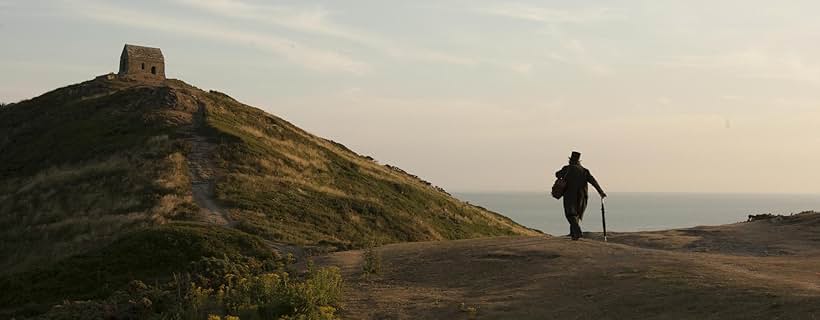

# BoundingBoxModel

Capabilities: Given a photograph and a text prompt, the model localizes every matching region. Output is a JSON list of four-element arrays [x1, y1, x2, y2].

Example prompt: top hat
[[569, 151, 581, 161]]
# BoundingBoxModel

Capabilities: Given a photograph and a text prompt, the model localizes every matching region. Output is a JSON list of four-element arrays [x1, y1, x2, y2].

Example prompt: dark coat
[[556, 164, 604, 220]]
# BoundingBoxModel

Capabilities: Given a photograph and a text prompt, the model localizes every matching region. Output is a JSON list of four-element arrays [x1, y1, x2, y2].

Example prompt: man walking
[[555, 151, 606, 240]]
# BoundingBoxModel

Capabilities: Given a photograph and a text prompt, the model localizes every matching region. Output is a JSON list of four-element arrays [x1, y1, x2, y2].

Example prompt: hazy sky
[[2, 0, 819, 193]]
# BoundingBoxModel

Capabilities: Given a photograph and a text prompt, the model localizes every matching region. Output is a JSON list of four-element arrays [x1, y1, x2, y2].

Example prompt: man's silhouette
[[555, 151, 606, 240]]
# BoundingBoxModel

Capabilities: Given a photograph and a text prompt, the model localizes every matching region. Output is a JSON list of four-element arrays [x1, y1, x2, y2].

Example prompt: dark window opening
[[151, 66, 157, 75], [141, 63, 145, 70]]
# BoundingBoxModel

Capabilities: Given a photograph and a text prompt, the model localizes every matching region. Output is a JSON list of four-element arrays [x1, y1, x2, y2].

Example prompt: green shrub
[[18, 246, 343, 320], [361, 241, 382, 280], [219, 264, 343, 319]]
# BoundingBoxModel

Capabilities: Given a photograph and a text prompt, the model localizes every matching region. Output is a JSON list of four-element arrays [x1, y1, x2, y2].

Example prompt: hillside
[[319, 212, 820, 319], [0, 75, 536, 272], [0, 75, 537, 317]]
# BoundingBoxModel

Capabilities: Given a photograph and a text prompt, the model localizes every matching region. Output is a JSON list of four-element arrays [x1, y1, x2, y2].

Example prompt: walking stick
[[601, 198, 607, 242]]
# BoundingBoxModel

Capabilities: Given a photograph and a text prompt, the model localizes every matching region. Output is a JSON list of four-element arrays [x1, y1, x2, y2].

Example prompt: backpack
[[551, 168, 569, 199]]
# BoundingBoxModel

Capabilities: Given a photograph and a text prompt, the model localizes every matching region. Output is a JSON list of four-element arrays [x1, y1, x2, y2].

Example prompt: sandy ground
[[316, 212, 820, 319]]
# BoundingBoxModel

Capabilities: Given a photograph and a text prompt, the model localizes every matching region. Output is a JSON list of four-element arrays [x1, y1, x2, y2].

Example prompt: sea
[[454, 192, 820, 236]]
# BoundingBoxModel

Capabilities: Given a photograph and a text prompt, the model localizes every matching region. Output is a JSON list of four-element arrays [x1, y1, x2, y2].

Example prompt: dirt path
[[178, 101, 312, 260], [182, 102, 231, 226], [317, 214, 820, 319]]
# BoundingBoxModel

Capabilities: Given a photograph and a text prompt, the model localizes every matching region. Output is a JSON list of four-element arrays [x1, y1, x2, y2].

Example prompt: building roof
[[122, 44, 164, 62]]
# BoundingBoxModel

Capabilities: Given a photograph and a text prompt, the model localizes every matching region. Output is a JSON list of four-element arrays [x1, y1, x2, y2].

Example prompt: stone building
[[118, 44, 165, 80]]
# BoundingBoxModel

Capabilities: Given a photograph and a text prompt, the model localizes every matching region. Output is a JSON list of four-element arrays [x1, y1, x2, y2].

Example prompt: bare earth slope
[[319, 212, 820, 319]]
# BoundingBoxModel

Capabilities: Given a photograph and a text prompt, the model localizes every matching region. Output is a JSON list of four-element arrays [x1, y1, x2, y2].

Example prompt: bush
[[361, 241, 382, 280], [219, 264, 343, 319], [31, 256, 344, 320]]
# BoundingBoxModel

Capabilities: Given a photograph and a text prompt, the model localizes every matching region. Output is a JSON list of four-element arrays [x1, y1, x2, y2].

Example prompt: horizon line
[[452, 190, 820, 196]]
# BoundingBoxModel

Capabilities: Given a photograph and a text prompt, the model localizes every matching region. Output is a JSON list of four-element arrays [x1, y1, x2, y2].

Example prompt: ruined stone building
[[118, 44, 165, 80]]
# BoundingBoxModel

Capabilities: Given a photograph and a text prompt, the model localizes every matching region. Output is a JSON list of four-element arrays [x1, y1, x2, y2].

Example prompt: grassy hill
[[0, 75, 536, 317]]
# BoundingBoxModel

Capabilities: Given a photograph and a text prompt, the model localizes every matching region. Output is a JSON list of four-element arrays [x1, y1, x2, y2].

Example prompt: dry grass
[[153, 151, 190, 190], [0, 134, 194, 273], [238, 124, 329, 170], [16, 157, 129, 193]]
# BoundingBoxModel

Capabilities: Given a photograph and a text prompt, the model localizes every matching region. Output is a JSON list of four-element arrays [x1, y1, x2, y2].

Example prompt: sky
[[1, 0, 819, 194]]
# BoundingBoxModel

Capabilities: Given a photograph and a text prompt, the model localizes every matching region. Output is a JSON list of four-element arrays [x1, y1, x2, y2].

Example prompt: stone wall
[[120, 57, 165, 81]]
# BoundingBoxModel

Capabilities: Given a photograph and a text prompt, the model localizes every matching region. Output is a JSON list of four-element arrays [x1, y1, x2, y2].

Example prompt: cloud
[[475, 3, 622, 23], [173, 0, 370, 44], [510, 63, 533, 74], [658, 49, 820, 84], [173, 0, 479, 66], [62, 1, 369, 74], [538, 26, 615, 76]]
